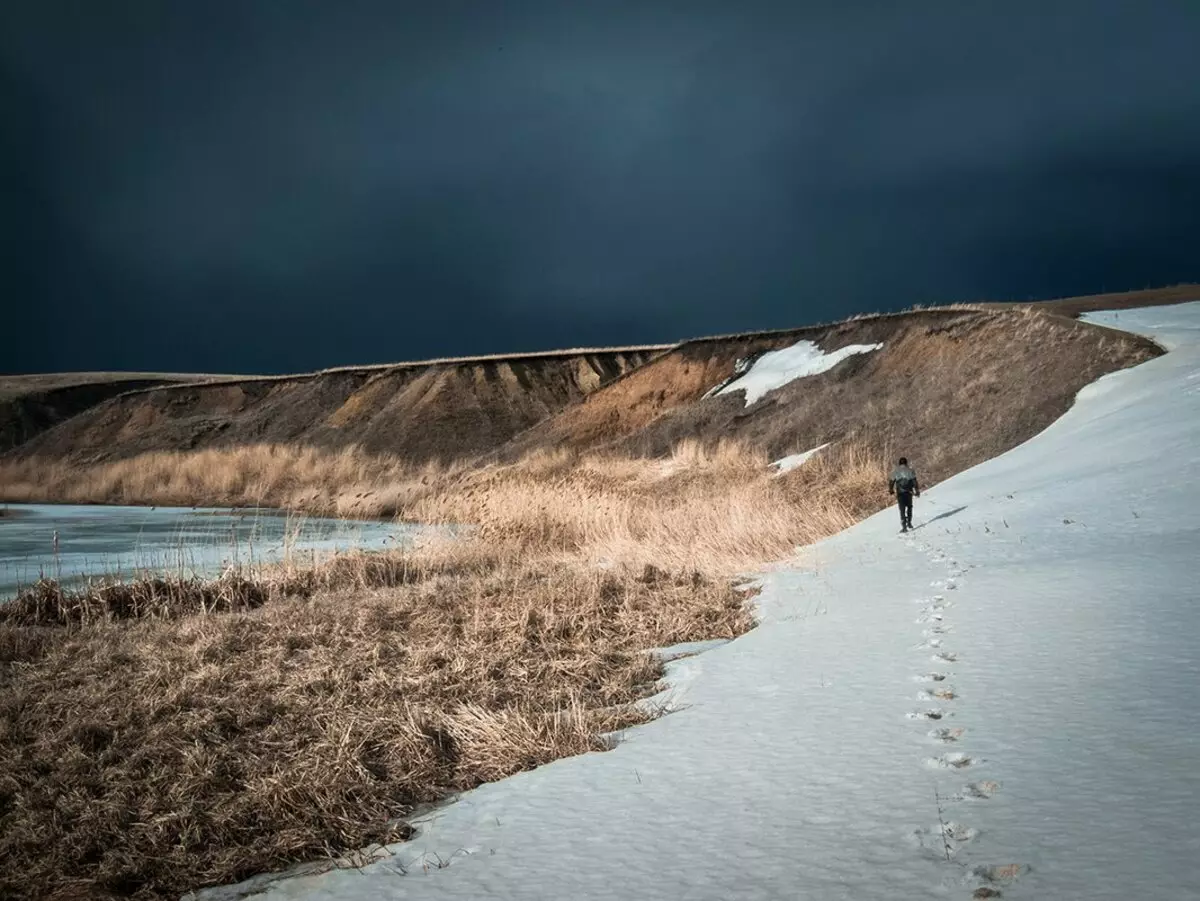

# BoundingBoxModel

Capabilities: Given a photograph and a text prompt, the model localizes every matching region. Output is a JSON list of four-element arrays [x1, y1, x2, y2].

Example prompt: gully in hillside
[[889, 457, 920, 532]]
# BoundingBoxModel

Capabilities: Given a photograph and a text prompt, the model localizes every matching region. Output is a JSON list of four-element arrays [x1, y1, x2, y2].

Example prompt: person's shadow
[[911, 505, 968, 531]]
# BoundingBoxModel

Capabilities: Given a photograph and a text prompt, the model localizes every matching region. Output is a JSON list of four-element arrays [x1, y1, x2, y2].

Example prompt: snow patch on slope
[[770, 443, 830, 475], [716, 340, 883, 406]]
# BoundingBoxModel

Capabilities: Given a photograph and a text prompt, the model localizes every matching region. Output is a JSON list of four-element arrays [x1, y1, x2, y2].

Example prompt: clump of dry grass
[[409, 439, 886, 570], [0, 554, 752, 900], [0, 445, 448, 519]]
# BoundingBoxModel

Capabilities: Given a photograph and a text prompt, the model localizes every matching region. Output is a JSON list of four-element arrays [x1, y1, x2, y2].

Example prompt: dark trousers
[[897, 491, 913, 528]]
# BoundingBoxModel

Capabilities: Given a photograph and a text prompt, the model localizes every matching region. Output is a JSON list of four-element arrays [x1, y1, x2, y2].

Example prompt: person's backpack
[[894, 468, 916, 494]]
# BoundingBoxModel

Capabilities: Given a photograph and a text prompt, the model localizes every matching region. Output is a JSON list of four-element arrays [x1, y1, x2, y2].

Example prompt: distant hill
[[2, 349, 666, 463], [2, 286, 1194, 482]]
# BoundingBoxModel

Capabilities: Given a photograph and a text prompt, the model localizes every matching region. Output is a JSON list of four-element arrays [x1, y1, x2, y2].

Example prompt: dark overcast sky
[[3, 2, 1198, 374]]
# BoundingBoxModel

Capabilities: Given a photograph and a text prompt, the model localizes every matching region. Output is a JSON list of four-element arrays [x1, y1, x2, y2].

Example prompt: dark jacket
[[889, 465, 920, 496]]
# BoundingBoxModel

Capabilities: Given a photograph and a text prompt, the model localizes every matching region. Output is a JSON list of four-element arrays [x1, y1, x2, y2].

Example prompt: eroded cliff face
[[5, 284, 1189, 478], [0, 378, 196, 453], [499, 307, 1162, 489], [5, 349, 664, 465]]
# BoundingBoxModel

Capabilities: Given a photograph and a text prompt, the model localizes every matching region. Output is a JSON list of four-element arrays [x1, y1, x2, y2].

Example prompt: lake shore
[[0, 503, 413, 602]]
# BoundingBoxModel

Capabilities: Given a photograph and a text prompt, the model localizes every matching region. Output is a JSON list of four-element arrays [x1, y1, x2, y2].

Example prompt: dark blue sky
[[3, 1, 1198, 374]]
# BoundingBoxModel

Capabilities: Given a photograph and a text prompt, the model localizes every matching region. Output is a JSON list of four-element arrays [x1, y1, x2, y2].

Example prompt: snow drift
[[715, 339, 883, 406]]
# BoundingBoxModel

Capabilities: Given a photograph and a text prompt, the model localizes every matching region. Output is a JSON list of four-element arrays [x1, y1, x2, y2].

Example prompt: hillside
[[0, 372, 245, 453], [497, 306, 1161, 489], [5, 349, 664, 465], [2, 287, 1192, 516]]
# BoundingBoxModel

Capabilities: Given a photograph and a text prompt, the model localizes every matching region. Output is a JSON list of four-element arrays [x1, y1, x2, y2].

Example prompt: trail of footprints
[[906, 542, 1026, 898]]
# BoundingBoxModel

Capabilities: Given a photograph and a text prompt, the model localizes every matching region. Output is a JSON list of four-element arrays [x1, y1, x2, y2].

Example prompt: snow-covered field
[[205, 303, 1200, 901]]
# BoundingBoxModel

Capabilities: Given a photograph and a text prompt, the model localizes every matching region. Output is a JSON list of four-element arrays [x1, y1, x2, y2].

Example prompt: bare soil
[[0, 375, 245, 454], [6, 351, 658, 465], [500, 307, 1160, 492]]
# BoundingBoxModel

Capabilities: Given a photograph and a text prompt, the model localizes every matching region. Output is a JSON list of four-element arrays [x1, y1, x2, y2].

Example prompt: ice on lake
[[0, 503, 425, 600]]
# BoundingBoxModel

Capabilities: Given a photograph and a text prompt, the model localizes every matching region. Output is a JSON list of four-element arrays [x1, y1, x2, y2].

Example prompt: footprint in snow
[[918, 688, 958, 701], [913, 821, 979, 856], [917, 612, 944, 625], [929, 726, 966, 742], [932, 652, 959, 663], [908, 709, 947, 720], [971, 863, 1027, 885], [963, 781, 1001, 800], [927, 752, 979, 769], [923, 625, 949, 637], [939, 822, 978, 843], [914, 672, 950, 683]]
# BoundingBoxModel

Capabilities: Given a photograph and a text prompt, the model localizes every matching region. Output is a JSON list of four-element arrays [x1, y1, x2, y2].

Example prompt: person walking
[[889, 457, 920, 532]]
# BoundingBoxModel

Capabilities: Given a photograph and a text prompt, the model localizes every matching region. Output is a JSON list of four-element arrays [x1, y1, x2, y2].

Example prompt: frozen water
[[0, 504, 425, 600]]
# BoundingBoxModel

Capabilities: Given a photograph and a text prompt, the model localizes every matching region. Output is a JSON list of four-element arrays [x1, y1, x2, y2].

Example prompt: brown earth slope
[[4, 284, 1191, 476], [498, 306, 1163, 490], [8, 349, 665, 465], [0, 373, 245, 453]]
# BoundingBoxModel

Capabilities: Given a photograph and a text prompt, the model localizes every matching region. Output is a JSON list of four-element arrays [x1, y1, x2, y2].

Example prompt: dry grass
[[0, 440, 887, 571], [0, 438, 889, 900], [408, 439, 885, 570], [0, 445, 442, 519], [0, 551, 752, 899]]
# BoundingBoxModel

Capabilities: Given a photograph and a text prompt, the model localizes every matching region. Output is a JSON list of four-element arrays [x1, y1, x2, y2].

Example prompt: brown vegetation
[[0, 553, 752, 899], [0, 445, 423, 519], [0, 440, 881, 567], [0, 438, 890, 900]]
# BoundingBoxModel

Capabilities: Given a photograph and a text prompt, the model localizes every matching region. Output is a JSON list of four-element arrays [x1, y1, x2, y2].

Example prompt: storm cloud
[[3, 1, 1198, 373]]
